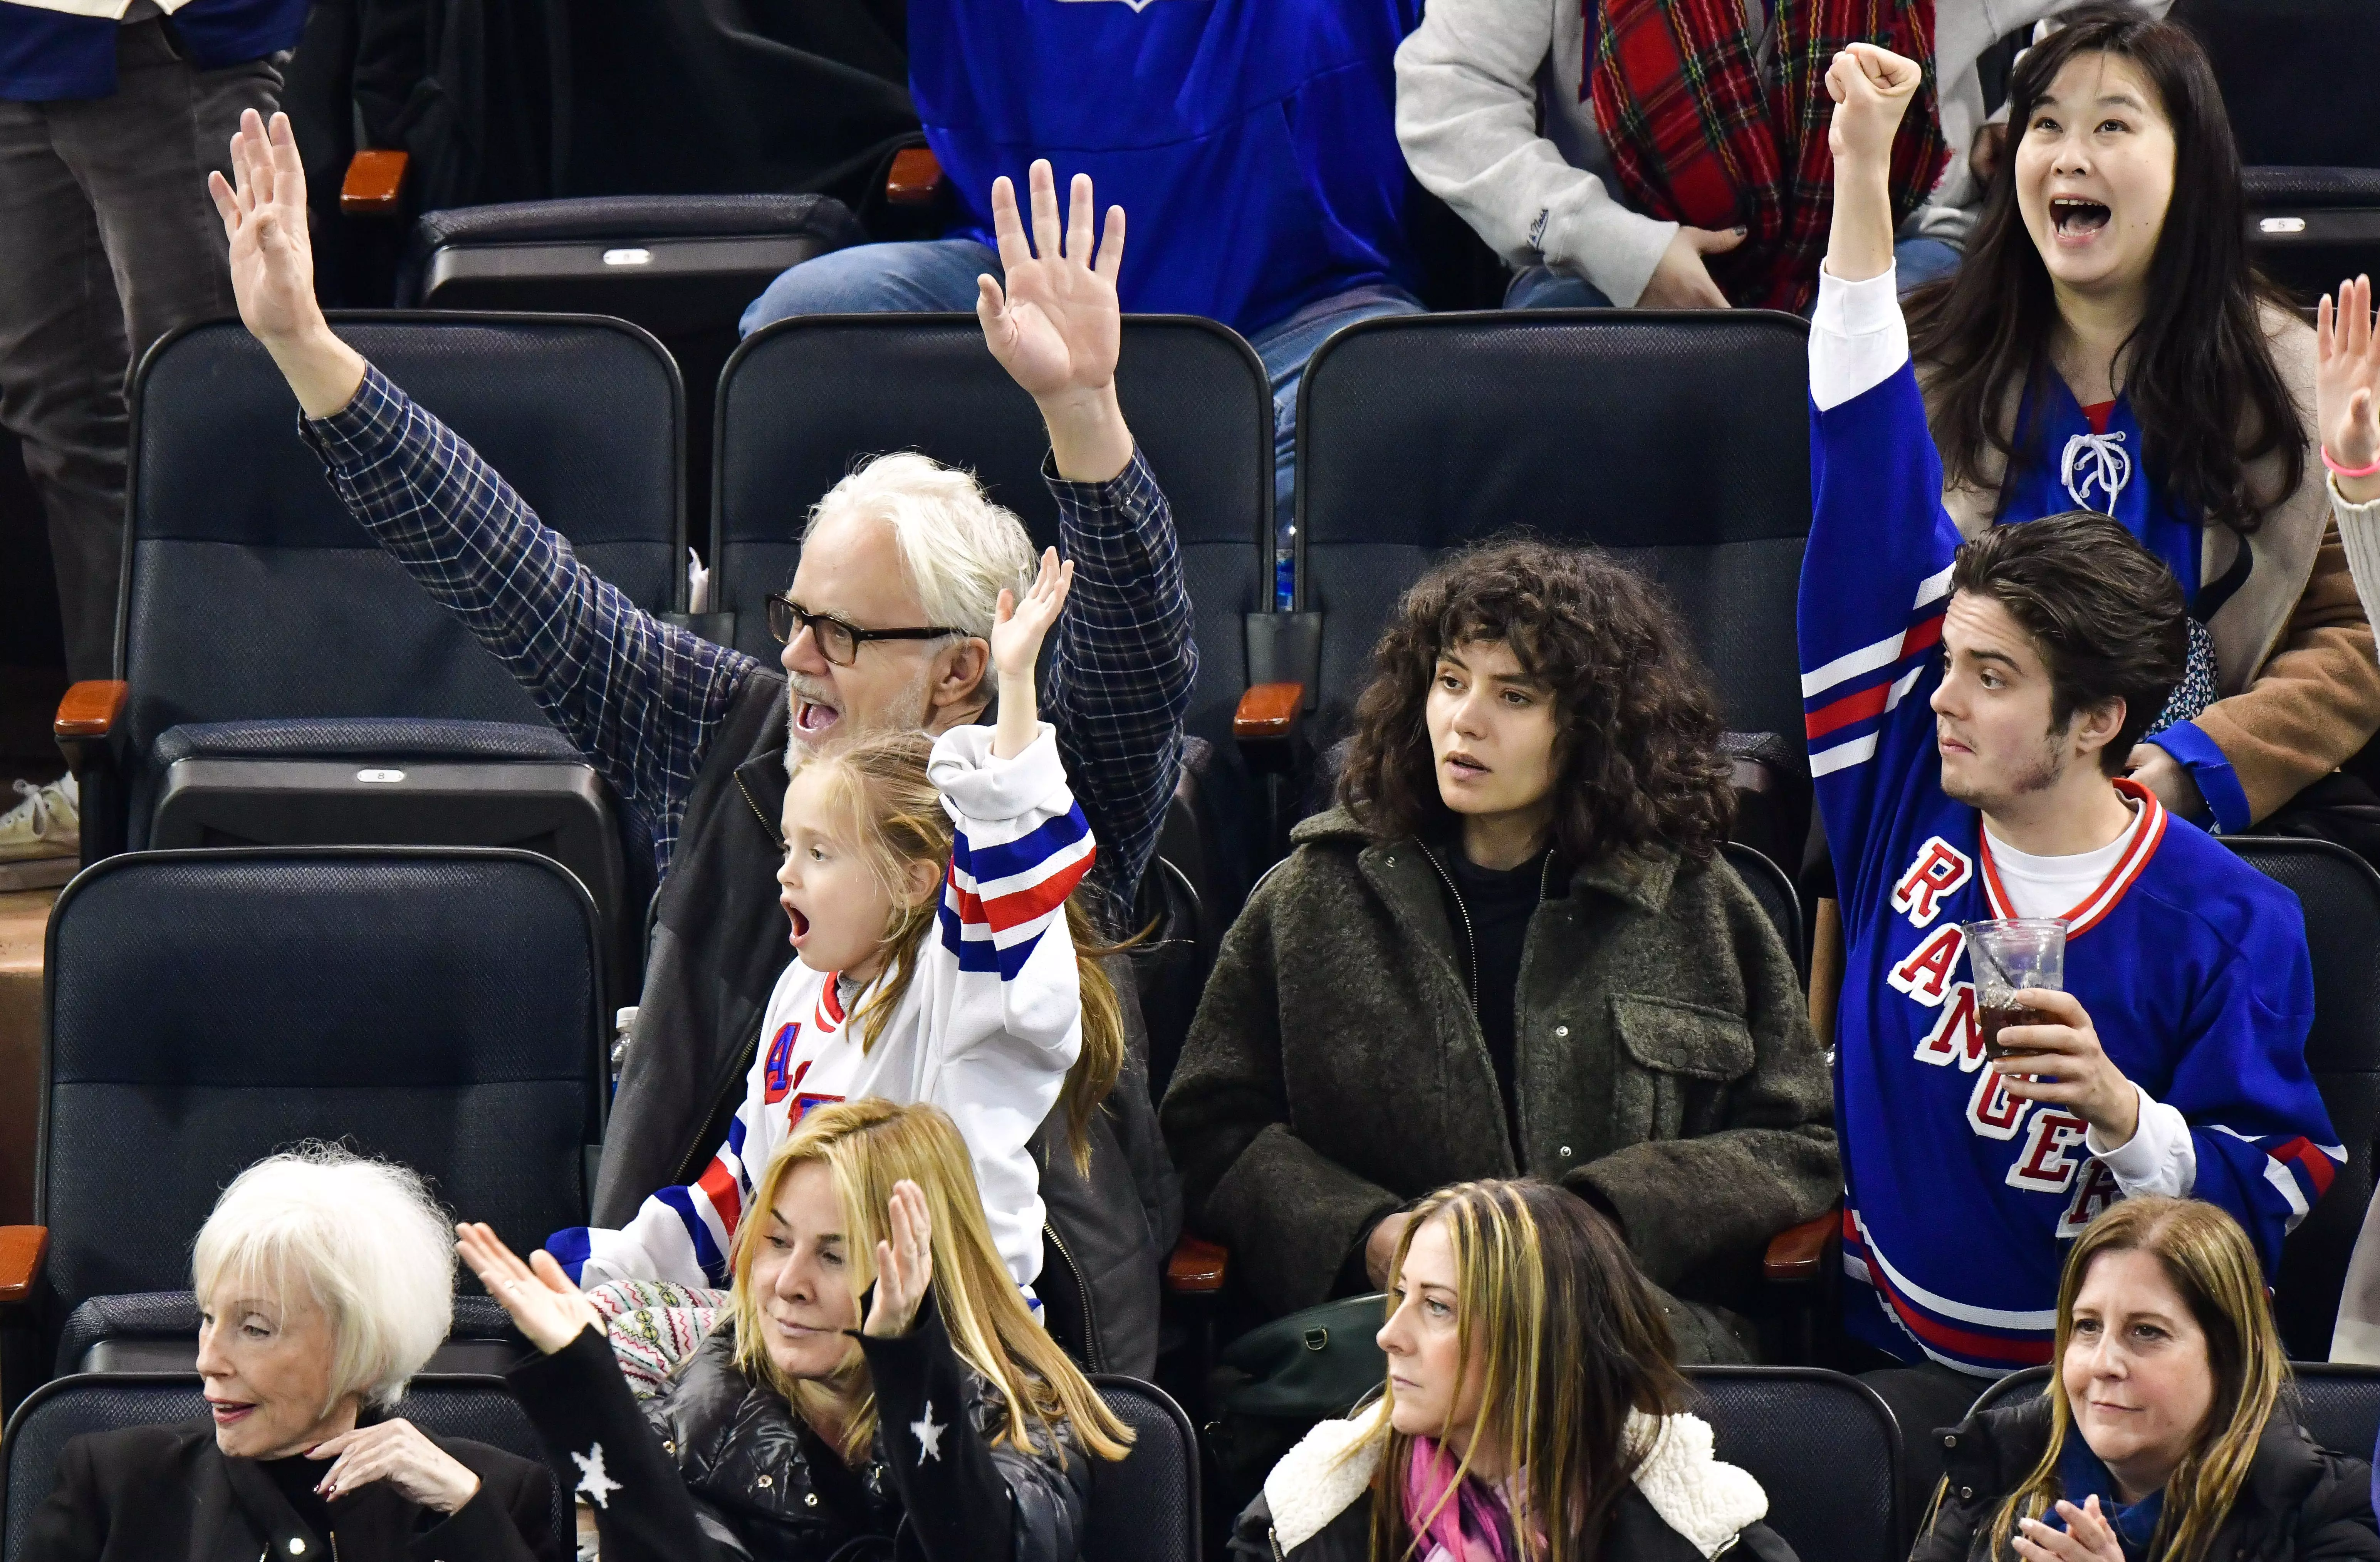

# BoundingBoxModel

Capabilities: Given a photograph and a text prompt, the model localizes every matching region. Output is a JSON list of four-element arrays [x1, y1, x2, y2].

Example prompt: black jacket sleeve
[[858, 1295, 1091, 1562], [17, 1435, 107, 1562], [507, 1325, 734, 1562], [407, 1451, 562, 1562]]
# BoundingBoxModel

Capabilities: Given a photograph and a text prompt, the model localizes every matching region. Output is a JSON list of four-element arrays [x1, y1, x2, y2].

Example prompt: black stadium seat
[[1970, 1362, 2380, 1462], [0, 1373, 568, 1562], [710, 314, 1272, 753], [29, 848, 606, 1383], [62, 314, 686, 984], [1686, 1366, 1902, 1562], [2227, 839, 2380, 1357], [1087, 1377, 1199, 1562], [1721, 842, 1806, 986], [1281, 312, 1815, 876]]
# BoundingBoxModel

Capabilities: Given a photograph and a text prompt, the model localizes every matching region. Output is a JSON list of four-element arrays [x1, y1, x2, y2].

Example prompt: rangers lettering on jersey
[[1891, 837, 1972, 928]]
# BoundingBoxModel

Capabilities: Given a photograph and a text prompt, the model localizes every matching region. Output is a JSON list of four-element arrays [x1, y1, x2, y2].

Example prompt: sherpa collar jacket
[[1232, 1401, 1798, 1562], [1159, 808, 1838, 1334]]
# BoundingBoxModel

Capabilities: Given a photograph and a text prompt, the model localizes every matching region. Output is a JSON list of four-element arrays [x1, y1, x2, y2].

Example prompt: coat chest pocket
[[1609, 995, 1756, 1141]]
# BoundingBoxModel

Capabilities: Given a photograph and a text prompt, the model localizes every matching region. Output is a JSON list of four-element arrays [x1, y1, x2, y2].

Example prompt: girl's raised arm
[[989, 548, 1076, 760]]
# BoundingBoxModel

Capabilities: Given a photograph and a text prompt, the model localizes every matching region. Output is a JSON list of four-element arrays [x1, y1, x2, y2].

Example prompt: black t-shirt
[[1435, 846, 1551, 1154]]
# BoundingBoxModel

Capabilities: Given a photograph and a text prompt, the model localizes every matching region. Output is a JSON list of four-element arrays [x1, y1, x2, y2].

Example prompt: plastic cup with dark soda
[[1963, 918, 2067, 1060]]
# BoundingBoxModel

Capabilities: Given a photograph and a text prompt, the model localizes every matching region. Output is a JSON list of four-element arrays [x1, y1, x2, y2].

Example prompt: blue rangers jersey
[[1801, 267, 2340, 1376]]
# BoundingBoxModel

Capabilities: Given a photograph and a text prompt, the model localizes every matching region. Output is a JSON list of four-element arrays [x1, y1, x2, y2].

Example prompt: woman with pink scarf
[[1229, 1179, 1796, 1562]]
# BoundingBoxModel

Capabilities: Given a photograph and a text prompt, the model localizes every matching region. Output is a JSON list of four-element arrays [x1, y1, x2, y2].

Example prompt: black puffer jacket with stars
[[507, 1293, 1093, 1562]]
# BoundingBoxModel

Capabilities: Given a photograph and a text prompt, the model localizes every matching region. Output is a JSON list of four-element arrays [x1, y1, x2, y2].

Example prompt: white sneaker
[[0, 773, 79, 861]]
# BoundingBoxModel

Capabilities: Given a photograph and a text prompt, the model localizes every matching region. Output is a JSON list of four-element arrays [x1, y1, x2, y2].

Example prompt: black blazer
[[17, 1417, 562, 1562]]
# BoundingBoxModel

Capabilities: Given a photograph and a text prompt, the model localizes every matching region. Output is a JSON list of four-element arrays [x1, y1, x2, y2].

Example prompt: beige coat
[[1929, 304, 2380, 824]]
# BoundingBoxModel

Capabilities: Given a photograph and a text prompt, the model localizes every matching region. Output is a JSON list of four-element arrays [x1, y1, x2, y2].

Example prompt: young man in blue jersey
[[1803, 41, 2341, 1485]]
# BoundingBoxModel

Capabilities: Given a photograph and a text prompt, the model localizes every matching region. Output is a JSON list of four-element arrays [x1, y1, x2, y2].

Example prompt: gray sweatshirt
[[1394, 0, 2170, 302]]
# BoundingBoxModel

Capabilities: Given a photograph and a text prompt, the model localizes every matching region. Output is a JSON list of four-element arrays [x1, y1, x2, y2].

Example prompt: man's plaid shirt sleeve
[[298, 364, 760, 876], [1043, 447, 1198, 926]]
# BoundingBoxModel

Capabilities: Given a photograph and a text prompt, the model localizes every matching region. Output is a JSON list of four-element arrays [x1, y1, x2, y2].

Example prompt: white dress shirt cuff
[[2088, 1084, 2197, 1198], [1808, 263, 1910, 412]]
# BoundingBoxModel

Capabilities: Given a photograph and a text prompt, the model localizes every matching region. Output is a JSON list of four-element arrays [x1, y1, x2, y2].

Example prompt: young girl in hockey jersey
[[549, 546, 1125, 1302]]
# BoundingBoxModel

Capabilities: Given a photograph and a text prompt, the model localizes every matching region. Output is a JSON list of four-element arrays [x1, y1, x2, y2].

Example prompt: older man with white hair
[[20, 1145, 557, 1561], [210, 113, 1195, 1369]]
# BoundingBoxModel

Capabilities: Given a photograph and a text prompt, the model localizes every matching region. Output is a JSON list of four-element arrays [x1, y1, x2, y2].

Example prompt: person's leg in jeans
[[1893, 237, 1963, 294], [1502, 265, 1616, 310], [739, 239, 1003, 336], [1247, 284, 1426, 600], [0, 21, 280, 681]]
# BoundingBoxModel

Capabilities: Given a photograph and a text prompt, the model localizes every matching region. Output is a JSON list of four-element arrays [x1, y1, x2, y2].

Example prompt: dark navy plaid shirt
[[299, 364, 1196, 921]]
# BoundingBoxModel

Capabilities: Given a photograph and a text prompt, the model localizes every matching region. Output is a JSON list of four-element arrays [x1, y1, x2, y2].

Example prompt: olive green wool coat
[[1160, 808, 1840, 1336]]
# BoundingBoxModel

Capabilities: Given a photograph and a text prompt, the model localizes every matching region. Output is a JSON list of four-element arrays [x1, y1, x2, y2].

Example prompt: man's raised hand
[[1825, 43, 1922, 171], [977, 161, 1135, 483], [208, 109, 320, 349], [2318, 274, 2380, 503], [205, 109, 366, 416]]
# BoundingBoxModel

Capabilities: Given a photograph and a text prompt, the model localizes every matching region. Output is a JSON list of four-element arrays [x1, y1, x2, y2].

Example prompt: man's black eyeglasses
[[765, 594, 968, 667]]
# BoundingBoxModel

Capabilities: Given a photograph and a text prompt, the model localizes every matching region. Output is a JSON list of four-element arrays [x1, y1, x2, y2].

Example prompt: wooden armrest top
[[1166, 1234, 1227, 1294], [1234, 682, 1305, 741], [0, 1225, 49, 1304], [341, 149, 410, 216], [56, 679, 128, 739], [1762, 1208, 1840, 1283], [887, 146, 944, 206]]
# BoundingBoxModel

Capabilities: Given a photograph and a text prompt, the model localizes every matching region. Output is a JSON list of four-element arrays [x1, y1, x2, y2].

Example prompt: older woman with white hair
[[20, 1145, 560, 1562]]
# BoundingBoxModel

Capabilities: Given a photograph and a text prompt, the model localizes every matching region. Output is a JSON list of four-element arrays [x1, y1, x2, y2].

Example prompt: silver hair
[[191, 1144, 455, 1412], [803, 453, 1037, 641]]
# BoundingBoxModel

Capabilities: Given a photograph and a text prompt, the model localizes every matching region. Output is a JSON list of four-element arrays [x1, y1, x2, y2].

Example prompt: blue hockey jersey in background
[[1800, 268, 2340, 1376], [907, 0, 1424, 335]]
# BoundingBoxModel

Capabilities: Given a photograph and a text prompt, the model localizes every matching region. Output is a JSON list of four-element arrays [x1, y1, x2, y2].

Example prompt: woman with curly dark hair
[[1159, 539, 1838, 1363]]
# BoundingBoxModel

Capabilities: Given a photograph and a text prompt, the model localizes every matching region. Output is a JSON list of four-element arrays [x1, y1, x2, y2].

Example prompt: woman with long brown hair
[[1235, 1179, 1795, 1562], [1161, 539, 1836, 1362], [1915, 1196, 2378, 1562], [1905, 3, 2380, 843], [460, 1098, 1133, 1562]]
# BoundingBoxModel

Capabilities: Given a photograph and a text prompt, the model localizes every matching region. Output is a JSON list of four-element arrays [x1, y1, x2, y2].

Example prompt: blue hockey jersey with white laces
[[1801, 265, 2340, 1376]]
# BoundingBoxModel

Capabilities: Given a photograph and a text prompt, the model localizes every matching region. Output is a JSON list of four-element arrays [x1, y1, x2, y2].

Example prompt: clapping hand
[[862, 1180, 936, 1339], [989, 547, 1074, 759], [455, 1221, 602, 1356], [2014, 1498, 2126, 1562], [1825, 43, 1923, 169], [2318, 275, 2380, 502]]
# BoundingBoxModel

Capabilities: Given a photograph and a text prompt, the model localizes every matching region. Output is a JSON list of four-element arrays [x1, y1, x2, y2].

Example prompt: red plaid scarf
[[1588, 0, 1951, 312]]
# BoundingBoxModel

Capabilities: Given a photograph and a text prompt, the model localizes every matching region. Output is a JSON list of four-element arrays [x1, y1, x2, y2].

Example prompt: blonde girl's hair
[[1965, 1196, 2287, 1562], [727, 1097, 1134, 1465], [789, 730, 1126, 1172], [1365, 1179, 1688, 1562]]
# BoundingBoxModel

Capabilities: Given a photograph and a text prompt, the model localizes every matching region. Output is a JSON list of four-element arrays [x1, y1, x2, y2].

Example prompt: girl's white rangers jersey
[[550, 722, 1095, 1292]]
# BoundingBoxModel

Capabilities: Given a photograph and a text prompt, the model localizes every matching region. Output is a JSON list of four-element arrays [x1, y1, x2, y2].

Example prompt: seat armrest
[[0, 1226, 49, 1304], [341, 149, 410, 216], [1234, 681, 1306, 774], [55, 679, 126, 741], [887, 147, 944, 206], [1762, 1207, 1840, 1283], [55, 680, 129, 865], [1166, 1235, 1228, 1294]]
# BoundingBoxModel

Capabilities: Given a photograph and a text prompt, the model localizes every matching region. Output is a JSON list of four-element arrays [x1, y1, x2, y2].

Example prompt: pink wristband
[[2325, 445, 2380, 480]]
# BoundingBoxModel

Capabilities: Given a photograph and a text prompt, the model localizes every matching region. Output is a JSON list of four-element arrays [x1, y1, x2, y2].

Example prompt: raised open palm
[[976, 161, 1125, 402], [990, 547, 1075, 682], [2319, 274, 2380, 476], [455, 1221, 602, 1356], [207, 109, 323, 347]]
